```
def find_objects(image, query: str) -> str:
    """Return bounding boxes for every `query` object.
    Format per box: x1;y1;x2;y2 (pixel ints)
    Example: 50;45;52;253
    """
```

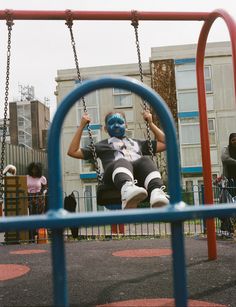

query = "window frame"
177;90;199;113
113;88;132;108
204;65;213;93
179;118;216;145
175;63;213;93
77;90;100;125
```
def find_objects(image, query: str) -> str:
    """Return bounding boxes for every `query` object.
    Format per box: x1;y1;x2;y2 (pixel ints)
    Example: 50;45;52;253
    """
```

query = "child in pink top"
27;162;47;242
27;175;47;193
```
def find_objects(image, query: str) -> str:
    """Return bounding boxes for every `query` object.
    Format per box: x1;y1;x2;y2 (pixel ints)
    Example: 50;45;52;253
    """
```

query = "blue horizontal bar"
83;124;101;130
80;173;97;179
175;58;195;65
181;166;203;173
178;111;199;118
0;204;235;232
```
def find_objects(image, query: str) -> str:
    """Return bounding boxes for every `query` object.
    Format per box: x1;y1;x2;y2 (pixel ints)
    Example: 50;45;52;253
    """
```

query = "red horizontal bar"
0;9;210;21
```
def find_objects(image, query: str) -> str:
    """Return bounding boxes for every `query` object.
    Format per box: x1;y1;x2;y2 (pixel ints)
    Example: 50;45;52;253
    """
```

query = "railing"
2;183;234;245
0;142;48;176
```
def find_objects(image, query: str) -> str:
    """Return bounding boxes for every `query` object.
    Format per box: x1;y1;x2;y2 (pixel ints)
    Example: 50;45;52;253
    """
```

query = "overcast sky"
0;0;235;119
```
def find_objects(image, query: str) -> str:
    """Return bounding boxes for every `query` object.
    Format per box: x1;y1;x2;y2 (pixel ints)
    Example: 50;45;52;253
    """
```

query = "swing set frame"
1;7;236;259
0;8;236;307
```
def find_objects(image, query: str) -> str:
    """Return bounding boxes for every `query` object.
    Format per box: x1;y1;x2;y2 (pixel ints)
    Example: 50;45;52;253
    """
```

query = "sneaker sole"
151;200;169;208
123;191;147;209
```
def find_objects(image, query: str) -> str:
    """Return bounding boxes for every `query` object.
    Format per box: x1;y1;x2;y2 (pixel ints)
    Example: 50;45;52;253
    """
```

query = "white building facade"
150;41;236;198
55;63;151;212
55;41;236;210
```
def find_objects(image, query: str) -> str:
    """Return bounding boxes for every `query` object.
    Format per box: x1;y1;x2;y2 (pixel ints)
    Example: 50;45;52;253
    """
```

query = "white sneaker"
150;186;169;208
121;181;148;209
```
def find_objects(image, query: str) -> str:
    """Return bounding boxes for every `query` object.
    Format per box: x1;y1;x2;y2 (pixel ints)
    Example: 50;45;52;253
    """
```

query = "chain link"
65;12;103;182
65;11;155;182
131;11;154;160
0;16;14;202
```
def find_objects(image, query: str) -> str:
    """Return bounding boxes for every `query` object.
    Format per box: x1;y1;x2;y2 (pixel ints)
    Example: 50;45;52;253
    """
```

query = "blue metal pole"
51;229;68;307
171;222;188;307
47;76;187;306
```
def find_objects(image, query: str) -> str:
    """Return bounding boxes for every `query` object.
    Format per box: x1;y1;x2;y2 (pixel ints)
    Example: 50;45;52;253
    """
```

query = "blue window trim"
181;167;202;174
80;173;97;179
175;58;196;65
178;112;199;118
83;124;102;130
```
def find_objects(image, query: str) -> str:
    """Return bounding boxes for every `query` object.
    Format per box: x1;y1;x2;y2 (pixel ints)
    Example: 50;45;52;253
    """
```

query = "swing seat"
97;183;121;206
96;182;149;208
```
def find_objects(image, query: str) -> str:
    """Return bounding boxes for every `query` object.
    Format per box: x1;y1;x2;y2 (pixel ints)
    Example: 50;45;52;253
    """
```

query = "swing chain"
131;11;154;160
0;14;14;202
65;11;82;83
65;12;103;182
131;11;144;84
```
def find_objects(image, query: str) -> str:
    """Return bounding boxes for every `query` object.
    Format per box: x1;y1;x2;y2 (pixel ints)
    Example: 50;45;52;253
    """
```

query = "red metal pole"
0;9;210;21
111;224;125;235
196;9;236;260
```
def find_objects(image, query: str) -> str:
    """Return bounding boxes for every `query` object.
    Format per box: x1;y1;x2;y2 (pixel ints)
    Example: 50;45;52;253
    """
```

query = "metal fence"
0;143;48;176
1;183;235;244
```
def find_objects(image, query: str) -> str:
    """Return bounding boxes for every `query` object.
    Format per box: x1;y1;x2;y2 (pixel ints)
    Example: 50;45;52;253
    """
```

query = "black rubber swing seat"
96;183;121;206
96;182;149;207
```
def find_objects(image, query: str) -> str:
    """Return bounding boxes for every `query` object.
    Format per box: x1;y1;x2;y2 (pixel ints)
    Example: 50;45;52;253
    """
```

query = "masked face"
106;113;126;138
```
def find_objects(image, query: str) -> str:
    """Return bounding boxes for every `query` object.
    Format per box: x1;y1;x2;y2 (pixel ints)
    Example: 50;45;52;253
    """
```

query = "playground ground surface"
0;236;236;307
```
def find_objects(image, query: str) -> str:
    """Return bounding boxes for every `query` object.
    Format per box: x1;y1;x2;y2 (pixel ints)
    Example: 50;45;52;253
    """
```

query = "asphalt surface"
0;237;236;307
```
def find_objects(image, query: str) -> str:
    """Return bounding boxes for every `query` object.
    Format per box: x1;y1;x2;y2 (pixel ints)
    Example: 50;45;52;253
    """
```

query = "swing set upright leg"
171;222;188;307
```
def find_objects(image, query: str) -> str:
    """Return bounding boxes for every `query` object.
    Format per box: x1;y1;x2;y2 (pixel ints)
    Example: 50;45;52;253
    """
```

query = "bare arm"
67;113;91;159
142;110;166;153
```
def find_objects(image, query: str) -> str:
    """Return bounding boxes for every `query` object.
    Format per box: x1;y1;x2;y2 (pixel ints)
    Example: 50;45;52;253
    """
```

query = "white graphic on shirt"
108;137;141;161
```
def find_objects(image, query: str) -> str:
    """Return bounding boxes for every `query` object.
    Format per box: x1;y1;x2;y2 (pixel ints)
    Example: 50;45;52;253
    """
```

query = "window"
178;91;198;112
180;122;200;144
180;118;216;145
80;130;101;173
208;119;216;144
178;90;214;113
84;186;93;212
113;88;132;108
84;184;104;212
204;66;213;92
181;147;202;167
175;64;212;93
208;118;214;131
77;91;100;124
176;64;197;90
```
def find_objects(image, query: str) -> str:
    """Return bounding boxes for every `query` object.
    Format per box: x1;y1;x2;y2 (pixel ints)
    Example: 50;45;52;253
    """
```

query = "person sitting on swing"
68;110;169;209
